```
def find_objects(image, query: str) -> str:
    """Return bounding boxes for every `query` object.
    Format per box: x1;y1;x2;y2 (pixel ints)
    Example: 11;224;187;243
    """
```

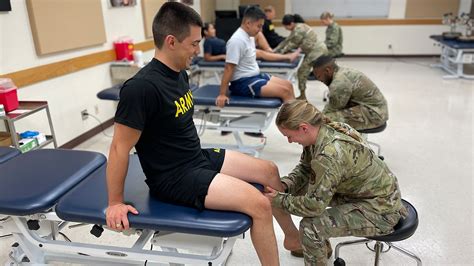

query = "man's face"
313;66;332;86
265;9;275;20
174;25;201;69
246;18;264;36
205;24;216;37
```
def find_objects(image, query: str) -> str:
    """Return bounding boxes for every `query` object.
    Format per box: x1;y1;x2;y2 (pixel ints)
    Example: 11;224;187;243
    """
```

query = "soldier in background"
265;100;407;265
262;5;285;49
320;12;343;58
313;55;388;130
275;14;328;100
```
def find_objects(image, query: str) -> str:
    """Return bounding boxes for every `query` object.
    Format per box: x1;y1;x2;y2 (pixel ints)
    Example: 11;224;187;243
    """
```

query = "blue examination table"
0;146;20;164
0;149;255;265
430;35;474;79
97;83;282;157
196;54;304;82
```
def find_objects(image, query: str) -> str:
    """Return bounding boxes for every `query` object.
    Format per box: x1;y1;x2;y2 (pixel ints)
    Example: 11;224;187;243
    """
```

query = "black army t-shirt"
115;58;204;179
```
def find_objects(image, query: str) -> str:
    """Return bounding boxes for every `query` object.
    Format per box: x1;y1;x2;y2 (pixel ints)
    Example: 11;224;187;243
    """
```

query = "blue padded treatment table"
56;154;253;237
97;83;199;101
0;146;20;164
430;35;474;49
96;83;121;101
193;84;282;108
430;35;474;79
0;149;106;216
195;55;302;69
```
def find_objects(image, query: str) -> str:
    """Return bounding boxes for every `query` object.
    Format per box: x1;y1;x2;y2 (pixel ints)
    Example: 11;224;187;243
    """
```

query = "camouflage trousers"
299;203;401;266
297;48;328;94
324;105;386;131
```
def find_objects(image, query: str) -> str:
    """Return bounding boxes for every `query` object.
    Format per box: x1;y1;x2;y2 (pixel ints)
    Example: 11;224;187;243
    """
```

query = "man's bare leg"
257;49;300;62
205;174;279;265
260;76;295;102
220;150;301;252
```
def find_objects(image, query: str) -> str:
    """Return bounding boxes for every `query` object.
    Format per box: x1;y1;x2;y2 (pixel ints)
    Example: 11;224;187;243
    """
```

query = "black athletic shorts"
147;148;226;211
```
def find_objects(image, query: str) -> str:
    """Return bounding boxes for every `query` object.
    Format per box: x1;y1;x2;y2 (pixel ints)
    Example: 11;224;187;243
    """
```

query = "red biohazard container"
114;38;134;61
0;78;19;112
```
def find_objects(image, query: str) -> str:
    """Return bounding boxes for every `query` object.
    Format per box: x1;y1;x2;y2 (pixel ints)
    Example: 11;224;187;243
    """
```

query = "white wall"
217;0;472;55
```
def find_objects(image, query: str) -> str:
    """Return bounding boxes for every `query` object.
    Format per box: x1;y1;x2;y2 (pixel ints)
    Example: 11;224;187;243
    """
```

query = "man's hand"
106;203;139;231
216;94;229;108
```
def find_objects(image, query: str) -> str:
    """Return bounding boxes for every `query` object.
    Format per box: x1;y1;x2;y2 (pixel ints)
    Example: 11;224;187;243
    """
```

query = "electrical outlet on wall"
388;44;393;49
94;104;99;115
81;109;88;120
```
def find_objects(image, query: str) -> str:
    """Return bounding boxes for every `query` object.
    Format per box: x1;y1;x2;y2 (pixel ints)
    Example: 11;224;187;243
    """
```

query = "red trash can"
114;38;134;61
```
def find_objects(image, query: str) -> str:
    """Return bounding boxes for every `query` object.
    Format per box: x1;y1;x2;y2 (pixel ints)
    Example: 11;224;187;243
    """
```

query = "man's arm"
204;53;226;62
106;122;141;231
216;63;236;107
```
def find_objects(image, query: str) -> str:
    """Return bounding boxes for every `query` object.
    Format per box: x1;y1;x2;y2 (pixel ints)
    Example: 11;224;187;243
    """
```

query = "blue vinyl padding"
0;149;106;216
56;155;253;237
193;84;282;108
196;55;302;69
97;84;199;101
97;83;122;101
0;147;20;164
430;35;474;49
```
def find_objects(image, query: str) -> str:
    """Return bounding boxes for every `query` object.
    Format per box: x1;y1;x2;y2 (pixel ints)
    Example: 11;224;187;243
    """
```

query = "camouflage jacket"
274;23;326;60
324;67;388;120
273;123;404;217
325;22;343;56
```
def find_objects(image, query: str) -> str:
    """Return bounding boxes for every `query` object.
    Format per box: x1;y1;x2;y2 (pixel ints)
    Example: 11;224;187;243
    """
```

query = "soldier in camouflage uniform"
321;12;343;58
265;100;407;265
313;55;388;130
275;14;328;100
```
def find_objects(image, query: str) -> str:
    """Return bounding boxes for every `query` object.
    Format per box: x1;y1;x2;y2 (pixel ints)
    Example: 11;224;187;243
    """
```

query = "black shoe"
244;132;264;138
221;131;231;136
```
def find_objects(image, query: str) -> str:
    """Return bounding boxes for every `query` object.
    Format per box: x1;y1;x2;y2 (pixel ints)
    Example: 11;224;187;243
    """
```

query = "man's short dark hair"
312;55;336;68
243;6;265;22
152;2;203;49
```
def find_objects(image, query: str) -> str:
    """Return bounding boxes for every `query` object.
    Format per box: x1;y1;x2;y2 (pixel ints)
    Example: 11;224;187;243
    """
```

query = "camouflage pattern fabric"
274;23;328;94
323;67;388;130
272;123;406;265
325;22;343;57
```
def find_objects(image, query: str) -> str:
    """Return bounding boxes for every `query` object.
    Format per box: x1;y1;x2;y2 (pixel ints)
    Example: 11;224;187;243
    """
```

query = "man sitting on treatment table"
105;2;286;265
216;6;296;109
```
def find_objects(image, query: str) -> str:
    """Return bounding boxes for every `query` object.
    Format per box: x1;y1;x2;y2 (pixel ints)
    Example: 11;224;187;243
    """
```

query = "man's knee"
248;194;272;219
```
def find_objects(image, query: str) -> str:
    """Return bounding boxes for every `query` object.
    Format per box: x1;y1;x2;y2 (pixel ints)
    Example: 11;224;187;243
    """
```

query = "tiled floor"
1;57;473;265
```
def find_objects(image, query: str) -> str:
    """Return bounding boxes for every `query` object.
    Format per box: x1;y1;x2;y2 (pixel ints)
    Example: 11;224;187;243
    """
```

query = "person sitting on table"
216;6;296;109
202;22;299;62
105;3;285;265
312;55;388;130
262;5;285;49
275;14;328;100
320;11;343;58
265;100;407;265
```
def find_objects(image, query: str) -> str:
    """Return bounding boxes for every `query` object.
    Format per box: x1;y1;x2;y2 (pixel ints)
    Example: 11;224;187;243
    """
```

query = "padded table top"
0;149;106;216
56;155;253;237
193;84;282;108
0;147;20;164
97;84;199;101
430;35;474;49
196;55;302;69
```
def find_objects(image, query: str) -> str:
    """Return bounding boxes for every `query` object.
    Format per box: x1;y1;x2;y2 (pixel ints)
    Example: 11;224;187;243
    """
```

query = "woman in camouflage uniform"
320;12;343;58
275;14;328;100
265;100;407;265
